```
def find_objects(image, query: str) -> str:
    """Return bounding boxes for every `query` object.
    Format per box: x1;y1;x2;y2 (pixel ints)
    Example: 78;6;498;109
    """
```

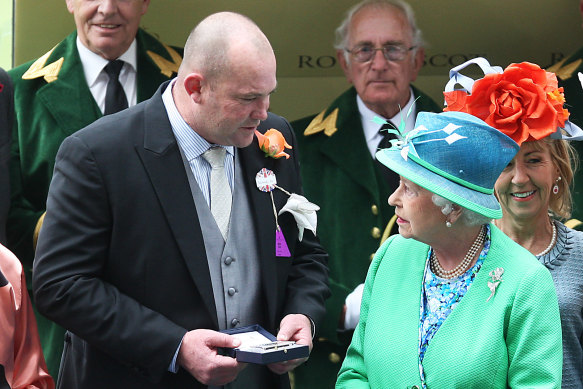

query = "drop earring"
446;221;452;228
553;176;561;195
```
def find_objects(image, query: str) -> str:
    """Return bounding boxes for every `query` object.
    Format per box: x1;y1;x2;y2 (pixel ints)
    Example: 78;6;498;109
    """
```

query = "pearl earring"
553;176;561;195
446;221;452;228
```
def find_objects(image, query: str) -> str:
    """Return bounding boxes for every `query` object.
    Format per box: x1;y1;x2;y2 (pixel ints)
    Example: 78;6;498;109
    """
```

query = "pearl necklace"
430;225;486;279
535;220;556;257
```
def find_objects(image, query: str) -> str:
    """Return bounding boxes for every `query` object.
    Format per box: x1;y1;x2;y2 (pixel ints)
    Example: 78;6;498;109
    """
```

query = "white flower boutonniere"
278;193;319;241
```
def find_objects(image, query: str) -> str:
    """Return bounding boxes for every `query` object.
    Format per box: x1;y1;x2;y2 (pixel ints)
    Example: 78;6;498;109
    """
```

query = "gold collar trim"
22;46;64;83
147;43;182;77
303;108;339;137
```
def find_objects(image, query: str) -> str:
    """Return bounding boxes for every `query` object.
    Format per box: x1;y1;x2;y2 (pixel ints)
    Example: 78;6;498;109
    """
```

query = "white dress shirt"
162;79;235;206
76;37;138;114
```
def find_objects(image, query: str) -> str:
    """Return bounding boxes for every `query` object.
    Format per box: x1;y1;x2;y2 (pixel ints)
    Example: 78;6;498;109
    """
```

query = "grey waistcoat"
182;150;264;330
181;149;280;389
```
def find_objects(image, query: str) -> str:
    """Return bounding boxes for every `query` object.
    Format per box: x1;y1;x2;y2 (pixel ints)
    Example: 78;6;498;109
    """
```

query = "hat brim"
377;149;502;219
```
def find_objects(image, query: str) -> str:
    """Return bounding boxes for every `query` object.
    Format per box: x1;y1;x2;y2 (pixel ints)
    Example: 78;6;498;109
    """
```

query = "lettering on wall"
298;55;337;69
297;53;488;70
422;53;486;67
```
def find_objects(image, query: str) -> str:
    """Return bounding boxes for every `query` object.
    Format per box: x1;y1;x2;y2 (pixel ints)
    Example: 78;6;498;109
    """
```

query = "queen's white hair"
431;194;491;227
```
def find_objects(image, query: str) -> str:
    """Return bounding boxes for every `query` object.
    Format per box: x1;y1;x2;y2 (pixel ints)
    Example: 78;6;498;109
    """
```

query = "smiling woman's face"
494;140;559;224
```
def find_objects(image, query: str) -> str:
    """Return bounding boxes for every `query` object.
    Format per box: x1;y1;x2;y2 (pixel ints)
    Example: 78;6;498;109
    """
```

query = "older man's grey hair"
334;0;424;63
431;194;492;227
179;12;270;84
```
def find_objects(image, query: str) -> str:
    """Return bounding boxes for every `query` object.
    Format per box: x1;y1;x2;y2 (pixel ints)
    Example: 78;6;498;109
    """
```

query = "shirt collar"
77;37;138;88
162;79;234;161
358;88;417;143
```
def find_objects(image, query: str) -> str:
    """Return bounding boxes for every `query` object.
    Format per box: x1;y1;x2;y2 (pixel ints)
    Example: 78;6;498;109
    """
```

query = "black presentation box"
221;324;309;364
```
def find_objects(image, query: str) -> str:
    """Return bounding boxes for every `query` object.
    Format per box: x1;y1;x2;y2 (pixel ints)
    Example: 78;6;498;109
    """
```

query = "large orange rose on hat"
444;62;569;144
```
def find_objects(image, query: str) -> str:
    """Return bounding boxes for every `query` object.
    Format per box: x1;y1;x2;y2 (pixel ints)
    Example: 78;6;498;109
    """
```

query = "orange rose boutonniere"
444;62;569;145
255;129;292;159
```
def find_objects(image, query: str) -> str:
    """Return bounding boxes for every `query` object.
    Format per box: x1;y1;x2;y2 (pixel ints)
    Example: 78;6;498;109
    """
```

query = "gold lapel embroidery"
547;58;583;81
303;108;339;137
22;47;64;83
147;43;182;77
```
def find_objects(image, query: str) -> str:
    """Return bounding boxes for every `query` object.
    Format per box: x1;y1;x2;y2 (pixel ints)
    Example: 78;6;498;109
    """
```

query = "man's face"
66;0;150;60
338;5;423;118
194;50;277;148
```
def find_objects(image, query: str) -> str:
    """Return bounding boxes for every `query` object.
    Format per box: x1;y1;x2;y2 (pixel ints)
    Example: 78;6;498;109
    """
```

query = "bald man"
32;11;329;389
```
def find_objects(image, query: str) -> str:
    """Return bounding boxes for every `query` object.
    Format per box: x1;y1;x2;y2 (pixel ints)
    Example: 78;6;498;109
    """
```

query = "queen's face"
494;141;559;224
388;177;445;244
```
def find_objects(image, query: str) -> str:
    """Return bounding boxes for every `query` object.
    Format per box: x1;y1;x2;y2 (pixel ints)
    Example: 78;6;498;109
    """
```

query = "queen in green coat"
337;111;563;388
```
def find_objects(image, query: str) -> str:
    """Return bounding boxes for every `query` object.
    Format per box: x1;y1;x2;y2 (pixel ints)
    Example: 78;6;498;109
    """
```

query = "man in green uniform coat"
291;1;440;387
8;0;182;377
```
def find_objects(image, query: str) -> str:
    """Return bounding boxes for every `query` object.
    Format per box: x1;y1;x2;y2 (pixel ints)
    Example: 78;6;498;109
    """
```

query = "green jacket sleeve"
506;264;563;388
335;238;394;388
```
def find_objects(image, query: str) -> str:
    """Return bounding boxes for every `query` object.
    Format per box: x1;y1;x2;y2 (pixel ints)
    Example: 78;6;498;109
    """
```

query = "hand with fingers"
178;329;247;385
268;314;313;375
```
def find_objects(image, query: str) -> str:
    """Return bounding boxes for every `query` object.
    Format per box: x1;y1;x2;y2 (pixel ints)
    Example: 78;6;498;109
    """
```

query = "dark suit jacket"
0;69;13;245
32;82;329;389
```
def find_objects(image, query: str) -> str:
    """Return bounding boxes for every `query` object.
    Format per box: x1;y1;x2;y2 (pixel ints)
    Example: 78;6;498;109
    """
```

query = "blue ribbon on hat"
373;114;469;155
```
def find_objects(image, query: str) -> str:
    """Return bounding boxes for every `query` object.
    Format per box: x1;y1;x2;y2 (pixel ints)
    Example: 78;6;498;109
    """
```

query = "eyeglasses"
345;44;416;63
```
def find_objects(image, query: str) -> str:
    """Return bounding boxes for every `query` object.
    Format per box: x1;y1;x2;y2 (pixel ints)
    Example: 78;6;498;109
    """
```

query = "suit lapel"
34;34;101;137
320;111;381;202
308;88;383;202
137;85;218;327
135;29;179;102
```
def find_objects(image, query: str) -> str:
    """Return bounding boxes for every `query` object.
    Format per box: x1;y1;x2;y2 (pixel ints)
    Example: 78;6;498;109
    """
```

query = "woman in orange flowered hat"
445;57;583;388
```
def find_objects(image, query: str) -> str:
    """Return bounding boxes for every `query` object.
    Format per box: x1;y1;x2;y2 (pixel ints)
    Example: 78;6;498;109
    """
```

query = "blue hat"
376;111;519;219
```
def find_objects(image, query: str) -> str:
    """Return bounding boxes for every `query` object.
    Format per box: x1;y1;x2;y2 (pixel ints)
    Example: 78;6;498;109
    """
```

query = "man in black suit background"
32;11;329;389
0;68;13;245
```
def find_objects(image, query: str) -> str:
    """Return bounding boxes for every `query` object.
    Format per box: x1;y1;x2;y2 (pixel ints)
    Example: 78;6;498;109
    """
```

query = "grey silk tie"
202;147;232;240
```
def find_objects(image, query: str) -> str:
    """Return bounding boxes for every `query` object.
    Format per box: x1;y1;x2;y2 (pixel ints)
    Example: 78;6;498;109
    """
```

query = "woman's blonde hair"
530;138;579;220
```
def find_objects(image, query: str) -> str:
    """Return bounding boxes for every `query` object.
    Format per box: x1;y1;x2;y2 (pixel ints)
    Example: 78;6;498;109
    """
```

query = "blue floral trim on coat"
417;224;491;388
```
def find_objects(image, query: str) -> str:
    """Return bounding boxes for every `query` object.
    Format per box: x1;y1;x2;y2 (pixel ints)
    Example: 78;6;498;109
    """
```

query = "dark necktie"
375;122;400;193
104;60;128;115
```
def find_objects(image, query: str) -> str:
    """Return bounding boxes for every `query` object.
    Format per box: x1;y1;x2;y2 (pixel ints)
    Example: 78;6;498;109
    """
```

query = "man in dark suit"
290;1;441;387
8;0;181;375
32;11;329;389
0;68;13;246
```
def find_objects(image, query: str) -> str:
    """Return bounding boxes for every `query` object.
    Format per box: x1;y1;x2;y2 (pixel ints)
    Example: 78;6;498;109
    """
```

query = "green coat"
7;28;182;378
547;52;583;221
290;86;440;388
337;224;563;388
